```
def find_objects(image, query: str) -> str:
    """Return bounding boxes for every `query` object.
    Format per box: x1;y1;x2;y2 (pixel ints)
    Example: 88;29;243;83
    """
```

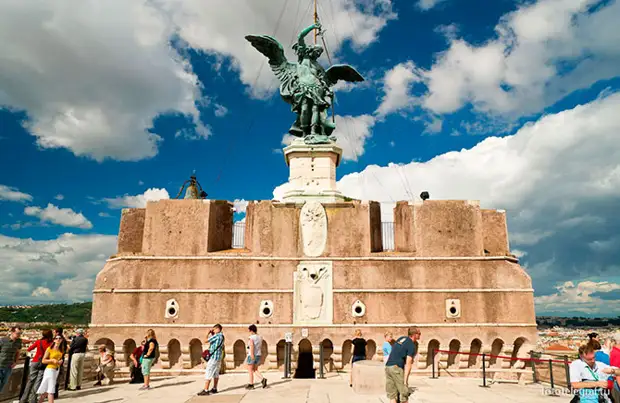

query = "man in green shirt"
0;326;23;393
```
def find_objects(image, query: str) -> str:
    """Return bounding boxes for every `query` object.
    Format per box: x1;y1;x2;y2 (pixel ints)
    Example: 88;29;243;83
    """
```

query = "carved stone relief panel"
293;261;333;325
300;201;328;257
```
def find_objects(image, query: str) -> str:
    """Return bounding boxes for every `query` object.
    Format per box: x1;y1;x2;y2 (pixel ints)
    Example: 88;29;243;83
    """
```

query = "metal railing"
231;222;396;251
232;222;245;248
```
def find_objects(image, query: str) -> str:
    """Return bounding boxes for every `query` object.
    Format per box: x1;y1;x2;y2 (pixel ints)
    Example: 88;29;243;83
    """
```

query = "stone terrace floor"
7;373;565;403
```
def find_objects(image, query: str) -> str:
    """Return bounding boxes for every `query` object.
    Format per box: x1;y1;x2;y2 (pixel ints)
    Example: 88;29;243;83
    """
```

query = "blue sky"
1;0;619;316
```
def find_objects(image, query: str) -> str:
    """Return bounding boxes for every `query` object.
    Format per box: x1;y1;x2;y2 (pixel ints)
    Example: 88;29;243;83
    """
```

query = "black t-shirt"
385;336;416;369
142;339;158;359
352;338;367;357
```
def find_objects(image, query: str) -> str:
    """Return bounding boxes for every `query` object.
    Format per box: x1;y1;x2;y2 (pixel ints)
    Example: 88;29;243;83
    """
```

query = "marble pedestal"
282;138;345;203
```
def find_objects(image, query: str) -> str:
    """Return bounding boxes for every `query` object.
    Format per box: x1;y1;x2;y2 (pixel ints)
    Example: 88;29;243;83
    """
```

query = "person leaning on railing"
569;342;620;403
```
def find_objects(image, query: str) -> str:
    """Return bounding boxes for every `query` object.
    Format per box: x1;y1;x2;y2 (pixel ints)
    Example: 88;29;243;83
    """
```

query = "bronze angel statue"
246;23;364;144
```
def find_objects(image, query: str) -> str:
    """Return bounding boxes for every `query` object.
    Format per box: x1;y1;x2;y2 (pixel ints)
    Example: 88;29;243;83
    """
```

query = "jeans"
0;367;13;393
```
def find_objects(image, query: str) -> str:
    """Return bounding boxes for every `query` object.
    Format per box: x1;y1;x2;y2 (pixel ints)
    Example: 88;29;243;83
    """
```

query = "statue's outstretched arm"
298;23;320;46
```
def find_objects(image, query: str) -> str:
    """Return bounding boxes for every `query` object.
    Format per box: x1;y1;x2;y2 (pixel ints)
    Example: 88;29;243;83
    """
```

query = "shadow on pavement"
217;379;292;393
153;380;196;390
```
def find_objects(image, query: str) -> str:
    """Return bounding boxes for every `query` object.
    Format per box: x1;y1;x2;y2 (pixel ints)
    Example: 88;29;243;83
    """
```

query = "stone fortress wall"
89;198;537;377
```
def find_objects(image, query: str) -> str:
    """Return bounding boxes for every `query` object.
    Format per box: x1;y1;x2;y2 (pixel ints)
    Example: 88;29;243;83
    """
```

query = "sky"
0;0;619;316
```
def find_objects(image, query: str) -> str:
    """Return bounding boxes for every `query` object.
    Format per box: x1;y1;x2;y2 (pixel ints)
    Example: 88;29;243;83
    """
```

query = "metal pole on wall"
287;342;293;378
283;343;290;379
548;359;555;389
318;341;325;379
431;349;437;379
563;355;571;392
19;356;30;399
479;354;489;388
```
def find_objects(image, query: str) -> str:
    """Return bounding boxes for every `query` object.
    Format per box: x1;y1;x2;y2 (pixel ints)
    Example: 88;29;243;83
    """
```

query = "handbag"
202;335;223;362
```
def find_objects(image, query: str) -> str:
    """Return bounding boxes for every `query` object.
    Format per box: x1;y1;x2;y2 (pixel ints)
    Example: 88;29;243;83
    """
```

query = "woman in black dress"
349;329;367;387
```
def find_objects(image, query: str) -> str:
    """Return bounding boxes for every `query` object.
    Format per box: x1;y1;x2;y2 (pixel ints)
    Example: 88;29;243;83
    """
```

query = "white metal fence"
231;222;395;251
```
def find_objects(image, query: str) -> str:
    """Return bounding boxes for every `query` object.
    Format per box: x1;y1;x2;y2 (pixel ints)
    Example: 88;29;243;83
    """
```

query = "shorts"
246;355;261;365
352;355;366;364
141;358;154;376
385;365;411;401
205;358;221;380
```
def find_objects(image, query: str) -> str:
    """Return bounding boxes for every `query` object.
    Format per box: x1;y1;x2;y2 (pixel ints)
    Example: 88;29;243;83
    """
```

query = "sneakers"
197;390;210;396
210;388;218;394
138;385;151;391
261;378;267;389
245;384;254;390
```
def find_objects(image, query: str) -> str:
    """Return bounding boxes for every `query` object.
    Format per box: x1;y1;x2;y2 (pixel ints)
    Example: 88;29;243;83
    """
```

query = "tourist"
52;328;67;399
569;342;620;403
129;339;145;384
0;326;23;394
140;329;159;391
245;324;267;389
384;327;421;403
36;334;65;403
588;332;600;342
67;328;88;391
595;337;614;365
382;332;394;365
94;345;116;386
197;324;225;396
349;329;367;387
21;329;53;403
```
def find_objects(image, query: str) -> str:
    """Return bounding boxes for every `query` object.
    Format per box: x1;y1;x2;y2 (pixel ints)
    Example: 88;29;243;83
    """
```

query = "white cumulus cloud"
376;61;422;117
103;188;170;209
0;233;116;304
24;203;93;229
0;185;33;203
379;0;620;121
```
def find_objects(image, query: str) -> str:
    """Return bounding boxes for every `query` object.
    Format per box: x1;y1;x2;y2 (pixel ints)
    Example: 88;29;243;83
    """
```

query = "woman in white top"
245;324;267;390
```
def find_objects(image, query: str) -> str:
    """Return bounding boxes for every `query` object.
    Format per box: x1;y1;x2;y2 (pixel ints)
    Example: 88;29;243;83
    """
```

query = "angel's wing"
324;64;364;87
245;35;296;93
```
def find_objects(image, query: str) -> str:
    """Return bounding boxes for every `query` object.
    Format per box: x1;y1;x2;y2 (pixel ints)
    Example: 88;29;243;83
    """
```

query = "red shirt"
28;339;52;363
132;346;144;359
610;346;620;368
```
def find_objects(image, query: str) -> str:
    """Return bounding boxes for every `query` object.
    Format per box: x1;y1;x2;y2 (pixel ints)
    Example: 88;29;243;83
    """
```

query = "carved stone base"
293;261;333;325
283;138;345;203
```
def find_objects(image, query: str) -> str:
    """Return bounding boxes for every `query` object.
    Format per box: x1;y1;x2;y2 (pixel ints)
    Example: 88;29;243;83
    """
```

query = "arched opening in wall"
122;339;137;367
366;340;377;361
426;340;440;368
276;340;286;370
321;339;334;372
511;337;527;367
233;340;246;369
189;339;203;368
447;339;461;368
341;340;352;370
489;339;504;367
294;339;315;379
168;339;182;369
259;340;268;366
468;339;482;368
95;338;115;355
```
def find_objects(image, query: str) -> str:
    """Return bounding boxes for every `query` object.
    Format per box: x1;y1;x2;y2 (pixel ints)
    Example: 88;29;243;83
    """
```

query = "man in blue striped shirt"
197;324;224;396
